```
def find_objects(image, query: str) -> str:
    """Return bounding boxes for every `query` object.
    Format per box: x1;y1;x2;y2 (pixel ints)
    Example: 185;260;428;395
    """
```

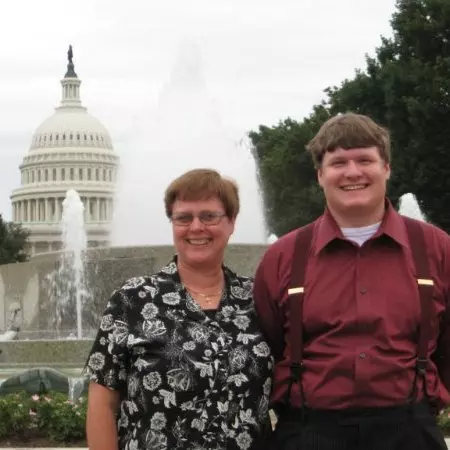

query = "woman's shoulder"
224;266;254;287
117;261;179;294
118;276;153;291
224;266;254;303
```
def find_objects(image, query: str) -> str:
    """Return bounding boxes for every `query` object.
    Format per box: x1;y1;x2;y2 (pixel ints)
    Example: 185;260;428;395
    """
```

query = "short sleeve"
84;289;130;392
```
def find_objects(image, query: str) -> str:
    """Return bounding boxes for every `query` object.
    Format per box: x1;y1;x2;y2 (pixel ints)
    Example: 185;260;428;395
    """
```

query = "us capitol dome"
10;46;120;255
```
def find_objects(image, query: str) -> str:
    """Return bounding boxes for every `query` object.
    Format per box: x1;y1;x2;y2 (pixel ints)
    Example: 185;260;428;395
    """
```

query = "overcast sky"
0;0;396;241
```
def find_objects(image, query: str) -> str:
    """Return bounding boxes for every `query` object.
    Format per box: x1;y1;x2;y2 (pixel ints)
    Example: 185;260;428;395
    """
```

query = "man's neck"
328;203;385;228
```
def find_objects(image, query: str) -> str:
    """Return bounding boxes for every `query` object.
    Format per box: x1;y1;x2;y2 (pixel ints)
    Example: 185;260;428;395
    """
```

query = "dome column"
86;197;91;222
95;198;100;222
55;198;61;222
45;198;49;222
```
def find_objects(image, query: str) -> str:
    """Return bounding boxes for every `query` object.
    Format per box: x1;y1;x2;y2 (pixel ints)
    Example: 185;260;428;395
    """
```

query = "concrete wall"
0;339;93;368
0;244;268;339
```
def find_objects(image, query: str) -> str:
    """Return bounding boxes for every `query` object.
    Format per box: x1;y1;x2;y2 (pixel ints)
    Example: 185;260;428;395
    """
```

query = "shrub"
1;390;450;443
438;409;450;437
0;391;87;443
0;392;33;439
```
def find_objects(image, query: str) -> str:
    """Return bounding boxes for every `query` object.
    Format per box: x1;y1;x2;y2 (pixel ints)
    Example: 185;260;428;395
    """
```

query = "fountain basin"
0;244;268;400
0;244;268;338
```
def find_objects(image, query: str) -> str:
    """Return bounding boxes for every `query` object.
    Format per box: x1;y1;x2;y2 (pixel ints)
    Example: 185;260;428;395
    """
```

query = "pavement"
4;441;450;449
2;439;450;449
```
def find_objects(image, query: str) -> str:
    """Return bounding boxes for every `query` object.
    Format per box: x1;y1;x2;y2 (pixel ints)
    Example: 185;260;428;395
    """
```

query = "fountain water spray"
398;193;427;222
111;38;267;245
48;189;89;339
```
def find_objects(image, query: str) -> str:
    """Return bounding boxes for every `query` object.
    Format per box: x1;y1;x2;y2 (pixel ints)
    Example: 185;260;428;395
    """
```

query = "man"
254;113;450;449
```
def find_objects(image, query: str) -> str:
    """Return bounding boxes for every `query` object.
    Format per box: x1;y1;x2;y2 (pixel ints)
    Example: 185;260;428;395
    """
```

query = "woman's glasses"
171;211;227;227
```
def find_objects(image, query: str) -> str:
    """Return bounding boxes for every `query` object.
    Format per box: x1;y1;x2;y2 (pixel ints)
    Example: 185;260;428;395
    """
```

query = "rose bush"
0;391;87;444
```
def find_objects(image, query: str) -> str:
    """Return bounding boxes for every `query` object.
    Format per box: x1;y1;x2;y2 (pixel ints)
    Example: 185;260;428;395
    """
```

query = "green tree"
0;215;29;265
382;0;450;230
251;0;450;235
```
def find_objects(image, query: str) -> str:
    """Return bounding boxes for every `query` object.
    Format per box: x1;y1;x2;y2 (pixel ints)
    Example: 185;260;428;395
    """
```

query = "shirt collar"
314;199;409;255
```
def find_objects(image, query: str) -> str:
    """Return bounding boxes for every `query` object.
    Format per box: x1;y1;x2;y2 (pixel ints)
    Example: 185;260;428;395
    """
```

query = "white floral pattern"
86;259;273;449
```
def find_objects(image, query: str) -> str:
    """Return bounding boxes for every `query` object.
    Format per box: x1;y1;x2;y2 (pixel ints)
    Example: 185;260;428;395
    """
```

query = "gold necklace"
185;286;223;305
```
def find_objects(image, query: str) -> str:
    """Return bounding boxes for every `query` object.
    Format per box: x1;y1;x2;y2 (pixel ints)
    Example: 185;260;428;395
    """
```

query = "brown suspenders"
285;217;434;407
285;222;314;406
404;217;434;403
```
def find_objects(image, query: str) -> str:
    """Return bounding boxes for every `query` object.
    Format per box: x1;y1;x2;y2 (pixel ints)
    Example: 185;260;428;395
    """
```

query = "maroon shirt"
254;202;450;410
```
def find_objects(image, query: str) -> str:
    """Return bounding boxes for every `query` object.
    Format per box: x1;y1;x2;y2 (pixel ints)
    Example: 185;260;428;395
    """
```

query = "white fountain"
398;193;427;222
111;38;267;245
0;189;90;401
50;189;89;339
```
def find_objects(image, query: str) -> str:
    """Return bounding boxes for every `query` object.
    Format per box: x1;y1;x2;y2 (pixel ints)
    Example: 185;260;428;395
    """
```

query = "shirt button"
359;352;366;359
360;288;367;294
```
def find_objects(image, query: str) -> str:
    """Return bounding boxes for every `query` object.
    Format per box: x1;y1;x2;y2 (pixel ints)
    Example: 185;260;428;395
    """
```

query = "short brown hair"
306;113;391;168
164;168;240;219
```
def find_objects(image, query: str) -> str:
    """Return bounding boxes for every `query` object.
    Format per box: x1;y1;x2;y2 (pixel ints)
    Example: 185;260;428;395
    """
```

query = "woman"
85;168;273;450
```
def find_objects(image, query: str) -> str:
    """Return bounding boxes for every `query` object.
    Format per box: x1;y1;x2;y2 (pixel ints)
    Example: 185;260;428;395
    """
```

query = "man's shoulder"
403;216;450;243
402;217;450;262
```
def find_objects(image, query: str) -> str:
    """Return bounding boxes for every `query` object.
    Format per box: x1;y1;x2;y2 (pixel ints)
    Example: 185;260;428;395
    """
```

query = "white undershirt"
340;222;381;246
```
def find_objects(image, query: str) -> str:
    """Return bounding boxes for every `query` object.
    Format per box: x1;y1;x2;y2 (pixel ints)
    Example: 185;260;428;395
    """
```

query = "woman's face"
171;197;235;269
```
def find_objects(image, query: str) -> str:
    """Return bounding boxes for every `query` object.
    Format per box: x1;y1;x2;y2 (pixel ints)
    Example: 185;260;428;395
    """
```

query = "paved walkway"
5;442;450;449
2;439;450;449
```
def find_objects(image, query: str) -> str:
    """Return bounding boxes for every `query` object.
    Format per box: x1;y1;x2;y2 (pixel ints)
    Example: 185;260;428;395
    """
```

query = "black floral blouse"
85;259;273;450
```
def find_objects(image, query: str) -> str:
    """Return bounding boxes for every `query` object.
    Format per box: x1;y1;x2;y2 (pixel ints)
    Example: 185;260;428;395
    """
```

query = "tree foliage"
0;215;29;265
250;0;450;235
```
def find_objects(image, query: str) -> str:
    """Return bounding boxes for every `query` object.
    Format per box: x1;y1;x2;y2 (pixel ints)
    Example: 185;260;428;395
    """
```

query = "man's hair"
306;113;391;168
164;168;240;219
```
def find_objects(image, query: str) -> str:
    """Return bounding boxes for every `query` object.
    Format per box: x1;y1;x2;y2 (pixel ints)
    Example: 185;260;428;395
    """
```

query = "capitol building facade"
10;48;119;255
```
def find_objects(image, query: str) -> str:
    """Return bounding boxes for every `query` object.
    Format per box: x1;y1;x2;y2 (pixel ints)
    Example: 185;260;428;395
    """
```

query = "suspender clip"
417;278;433;286
288;287;304;295
290;362;304;382
415;357;427;375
